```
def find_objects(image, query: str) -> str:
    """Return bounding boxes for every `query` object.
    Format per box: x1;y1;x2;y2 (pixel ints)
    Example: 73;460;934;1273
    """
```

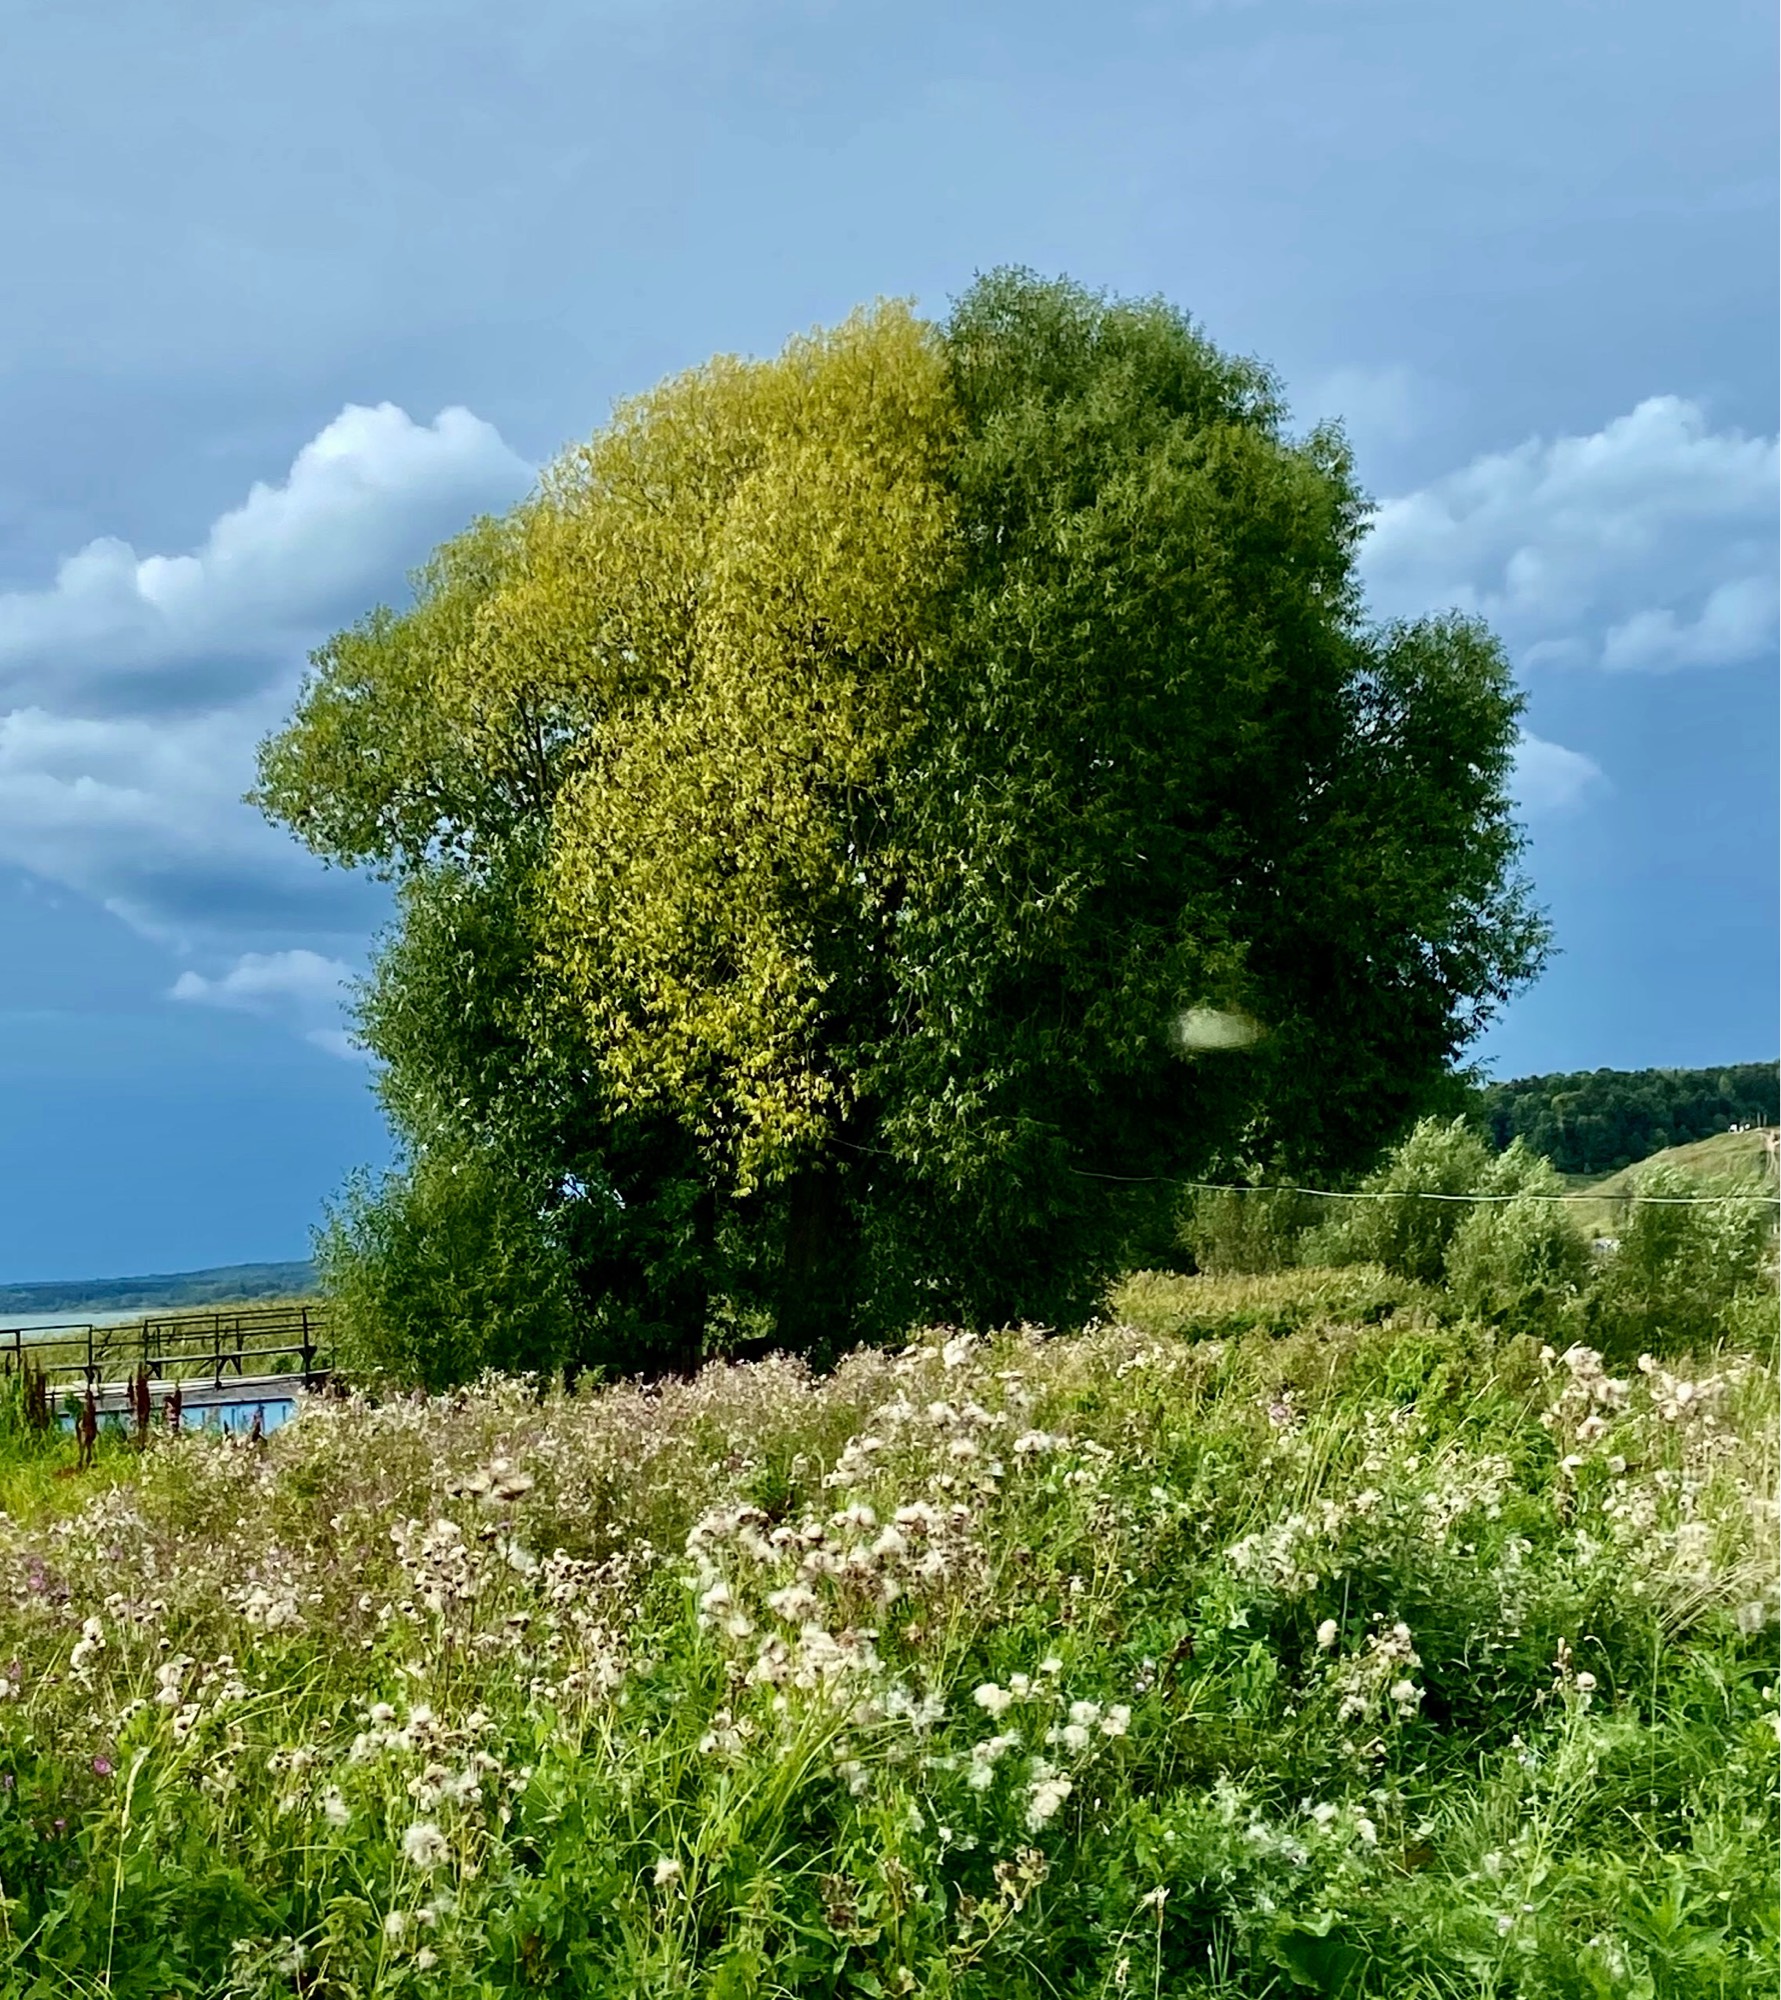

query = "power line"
1066;1168;1781;1206
834;1132;1779;1206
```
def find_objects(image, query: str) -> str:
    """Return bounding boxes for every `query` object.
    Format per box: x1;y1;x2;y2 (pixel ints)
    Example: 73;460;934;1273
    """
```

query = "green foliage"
0;1294;1773;1995
1181;1184;1320;1274
0;1367;43;1446
1481;1062;1778;1176
317;1150;578;1390
1112;1262;1420;1341
1584;1164;1777;1364
1296;1120;1776;1356
864;275;1544;1333
1443;1153;1594;1335
1303;1117;1517;1283
351;858;735;1377
258;272;1547;1379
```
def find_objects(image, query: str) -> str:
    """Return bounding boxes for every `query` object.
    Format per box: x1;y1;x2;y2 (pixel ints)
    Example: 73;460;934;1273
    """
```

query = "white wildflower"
485;1459;535;1504
766;1585;822;1624
401;1822;449;1871
967;1732;1022;1789
1025;1773;1073;1831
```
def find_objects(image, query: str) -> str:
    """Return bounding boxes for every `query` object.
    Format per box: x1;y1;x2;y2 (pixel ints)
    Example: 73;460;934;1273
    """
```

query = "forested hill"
0;1261;316;1318
1480;1063;1778;1176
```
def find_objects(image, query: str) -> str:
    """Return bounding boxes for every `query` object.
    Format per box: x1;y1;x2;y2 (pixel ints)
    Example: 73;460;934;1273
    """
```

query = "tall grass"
0;1279;1772;1996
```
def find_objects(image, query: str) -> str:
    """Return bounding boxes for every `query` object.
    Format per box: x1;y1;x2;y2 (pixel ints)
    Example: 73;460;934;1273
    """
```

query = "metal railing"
0;1302;330;1398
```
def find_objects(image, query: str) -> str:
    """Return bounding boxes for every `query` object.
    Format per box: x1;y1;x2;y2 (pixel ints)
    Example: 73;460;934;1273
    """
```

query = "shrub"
1179;1184;1319;1274
317;1150;579;1390
1302;1119;1550;1284
1585;1164;1777;1363
1443;1152;1593;1336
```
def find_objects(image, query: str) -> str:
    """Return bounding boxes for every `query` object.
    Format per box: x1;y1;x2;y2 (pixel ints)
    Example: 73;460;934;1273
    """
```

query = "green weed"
0;1291;1771;1995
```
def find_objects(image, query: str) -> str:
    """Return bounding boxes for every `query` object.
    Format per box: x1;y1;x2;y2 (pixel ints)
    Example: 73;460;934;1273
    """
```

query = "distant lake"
0;1309;173;1335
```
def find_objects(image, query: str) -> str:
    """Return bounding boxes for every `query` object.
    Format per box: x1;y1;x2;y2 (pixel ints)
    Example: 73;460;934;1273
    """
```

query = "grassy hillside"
1589;1127;1779;1198
1561;1128;1780;1239
0;1274;1772;1997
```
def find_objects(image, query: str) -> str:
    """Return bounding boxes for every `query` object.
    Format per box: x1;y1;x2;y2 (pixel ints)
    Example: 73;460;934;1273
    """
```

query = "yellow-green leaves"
262;303;959;1193
529;303;959;1189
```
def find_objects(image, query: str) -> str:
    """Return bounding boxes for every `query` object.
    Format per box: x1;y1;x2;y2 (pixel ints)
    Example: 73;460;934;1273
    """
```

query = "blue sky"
1;0;1774;1283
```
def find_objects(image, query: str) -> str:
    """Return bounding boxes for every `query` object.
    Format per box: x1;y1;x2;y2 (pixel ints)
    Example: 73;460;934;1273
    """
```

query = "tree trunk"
776;1163;856;1362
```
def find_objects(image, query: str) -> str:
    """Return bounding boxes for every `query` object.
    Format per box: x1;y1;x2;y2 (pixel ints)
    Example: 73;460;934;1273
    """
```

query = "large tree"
258;273;1547;1377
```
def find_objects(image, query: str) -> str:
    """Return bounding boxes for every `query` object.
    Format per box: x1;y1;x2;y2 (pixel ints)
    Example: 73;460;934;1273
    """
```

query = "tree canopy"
258;271;1548;1378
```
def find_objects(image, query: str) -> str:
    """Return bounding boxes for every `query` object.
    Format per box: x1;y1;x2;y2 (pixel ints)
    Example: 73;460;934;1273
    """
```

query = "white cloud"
1599;574;1778;673
0;701;284;913
0;403;530;712
1360;395;1778;674
0;401;533;1009
1511;730;1606;817
170;948;363;1059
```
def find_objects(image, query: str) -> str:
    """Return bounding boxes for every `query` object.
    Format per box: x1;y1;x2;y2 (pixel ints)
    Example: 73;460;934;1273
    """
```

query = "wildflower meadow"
0;1248;1774;1996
